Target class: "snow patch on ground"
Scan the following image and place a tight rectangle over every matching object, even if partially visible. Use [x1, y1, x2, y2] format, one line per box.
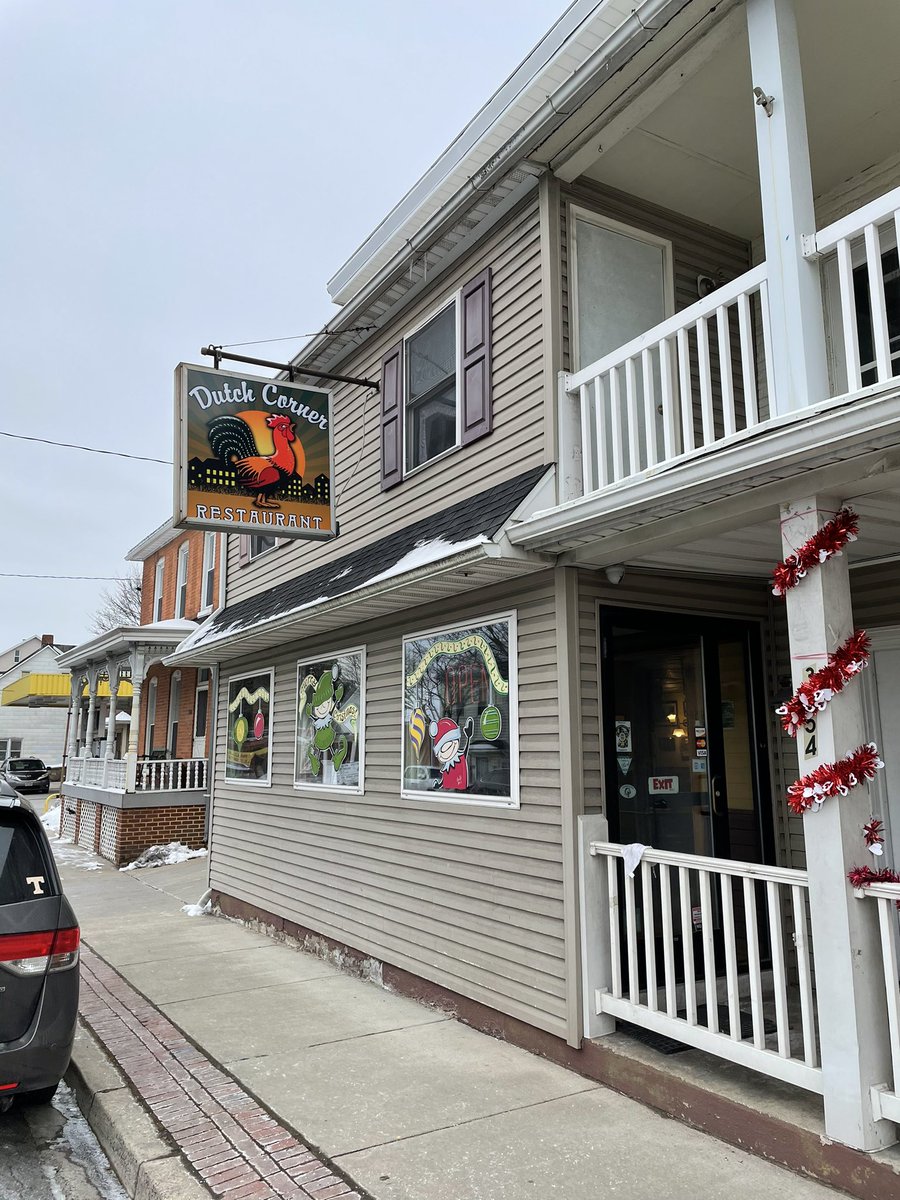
[181, 898, 212, 917]
[49, 1081, 130, 1199]
[41, 804, 61, 835]
[52, 839, 106, 871]
[120, 841, 208, 872]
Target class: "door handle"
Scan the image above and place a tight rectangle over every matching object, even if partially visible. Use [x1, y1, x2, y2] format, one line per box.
[711, 776, 724, 816]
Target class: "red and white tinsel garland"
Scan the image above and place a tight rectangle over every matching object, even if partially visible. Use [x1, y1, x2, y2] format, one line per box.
[848, 864, 900, 908]
[864, 817, 886, 856]
[786, 742, 884, 814]
[772, 508, 859, 597]
[776, 630, 871, 735]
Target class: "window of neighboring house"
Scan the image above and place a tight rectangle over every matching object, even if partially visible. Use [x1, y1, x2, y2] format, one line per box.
[193, 669, 210, 748]
[175, 542, 189, 619]
[0, 738, 22, 759]
[13, 650, 19, 664]
[167, 672, 181, 757]
[153, 559, 165, 622]
[404, 301, 459, 472]
[200, 532, 217, 611]
[144, 677, 158, 755]
[249, 534, 277, 559]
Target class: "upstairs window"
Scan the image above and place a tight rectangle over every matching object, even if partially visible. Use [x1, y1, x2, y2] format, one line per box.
[405, 303, 458, 472]
[153, 559, 165, 622]
[201, 532, 217, 611]
[249, 534, 277, 559]
[380, 268, 492, 490]
[175, 542, 189, 619]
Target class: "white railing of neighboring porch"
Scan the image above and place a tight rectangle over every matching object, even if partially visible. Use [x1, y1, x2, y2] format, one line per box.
[812, 183, 900, 395]
[581, 834, 822, 1095]
[67, 757, 85, 783]
[105, 760, 126, 789]
[135, 757, 207, 792]
[567, 263, 771, 495]
[857, 882, 900, 1124]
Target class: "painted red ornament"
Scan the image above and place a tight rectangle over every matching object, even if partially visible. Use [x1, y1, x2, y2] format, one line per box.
[253, 711, 266, 740]
[772, 508, 859, 597]
[776, 630, 871, 735]
[786, 742, 884, 814]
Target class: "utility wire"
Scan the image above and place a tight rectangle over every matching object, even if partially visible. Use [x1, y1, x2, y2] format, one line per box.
[0, 431, 171, 465]
[0, 573, 128, 580]
[220, 324, 376, 349]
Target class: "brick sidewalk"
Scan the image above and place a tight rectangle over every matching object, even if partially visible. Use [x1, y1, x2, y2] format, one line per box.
[78, 945, 366, 1200]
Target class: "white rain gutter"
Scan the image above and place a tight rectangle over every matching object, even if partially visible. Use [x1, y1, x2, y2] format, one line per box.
[297, 0, 693, 368]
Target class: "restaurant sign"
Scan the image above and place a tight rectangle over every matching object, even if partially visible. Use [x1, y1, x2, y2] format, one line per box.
[174, 363, 335, 539]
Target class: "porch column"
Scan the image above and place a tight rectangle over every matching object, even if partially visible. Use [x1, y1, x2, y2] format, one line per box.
[746, 0, 829, 413]
[781, 496, 893, 1150]
[65, 675, 80, 769]
[83, 670, 99, 757]
[103, 661, 121, 786]
[124, 651, 146, 792]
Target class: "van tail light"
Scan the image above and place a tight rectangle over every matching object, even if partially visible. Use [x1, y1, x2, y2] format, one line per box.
[0, 927, 79, 976]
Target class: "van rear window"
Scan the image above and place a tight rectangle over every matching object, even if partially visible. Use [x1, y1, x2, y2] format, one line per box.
[0, 816, 54, 905]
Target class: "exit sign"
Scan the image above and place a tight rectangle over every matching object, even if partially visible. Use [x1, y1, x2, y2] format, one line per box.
[649, 776, 679, 794]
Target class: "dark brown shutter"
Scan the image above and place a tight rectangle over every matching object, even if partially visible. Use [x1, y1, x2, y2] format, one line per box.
[460, 267, 493, 446]
[380, 340, 403, 490]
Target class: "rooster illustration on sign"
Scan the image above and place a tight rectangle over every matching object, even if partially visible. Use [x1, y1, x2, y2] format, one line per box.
[207, 413, 301, 509]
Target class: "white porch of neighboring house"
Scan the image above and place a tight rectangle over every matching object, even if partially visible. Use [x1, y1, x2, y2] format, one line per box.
[57, 620, 209, 866]
[504, 0, 900, 1162]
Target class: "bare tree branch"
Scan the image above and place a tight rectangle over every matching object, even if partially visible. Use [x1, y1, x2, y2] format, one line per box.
[90, 566, 143, 634]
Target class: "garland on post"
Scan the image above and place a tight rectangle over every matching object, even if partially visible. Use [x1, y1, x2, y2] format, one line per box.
[772, 508, 859, 596]
[847, 864, 900, 909]
[786, 742, 884, 814]
[776, 630, 871, 735]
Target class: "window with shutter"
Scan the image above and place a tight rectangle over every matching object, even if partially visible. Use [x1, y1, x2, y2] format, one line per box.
[379, 265, 493, 488]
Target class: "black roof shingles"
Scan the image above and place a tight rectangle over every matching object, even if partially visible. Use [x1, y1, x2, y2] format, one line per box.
[197, 466, 547, 643]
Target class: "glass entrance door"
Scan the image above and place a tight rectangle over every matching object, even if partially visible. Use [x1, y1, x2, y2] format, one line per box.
[601, 609, 772, 866]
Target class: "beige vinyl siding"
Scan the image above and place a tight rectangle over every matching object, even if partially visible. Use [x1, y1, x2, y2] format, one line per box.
[574, 568, 796, 863]
[226, 197, 546, 606]
[209, 573, 570, 1036]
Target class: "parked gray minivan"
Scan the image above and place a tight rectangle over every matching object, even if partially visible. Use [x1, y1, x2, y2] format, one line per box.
[0, 786, 79, 1109]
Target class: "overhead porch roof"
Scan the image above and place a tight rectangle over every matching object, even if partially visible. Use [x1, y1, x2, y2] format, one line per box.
[57, 620, 198, 674]
[167, 468, 555, 668]
[1, 673, 135, 707]
[507, 385, 900, 568]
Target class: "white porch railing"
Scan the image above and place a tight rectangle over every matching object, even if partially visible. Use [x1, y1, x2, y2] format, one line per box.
[858, 882, 900, 1124]
[813, 184, 900, 396]
[81, 758, 106, 787]
[135, 757, 207, 792]
[582, 838, 822, 1094]
[67, 757, 85, 783]
[105, 760, 126, 789]
[567, 263, 771, 495]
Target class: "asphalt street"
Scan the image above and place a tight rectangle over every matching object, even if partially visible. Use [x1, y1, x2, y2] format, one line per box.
[0, 1082, 127, 1200]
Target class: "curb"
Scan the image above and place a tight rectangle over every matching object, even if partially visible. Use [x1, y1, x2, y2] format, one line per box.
[66, 1019, 212, 1200]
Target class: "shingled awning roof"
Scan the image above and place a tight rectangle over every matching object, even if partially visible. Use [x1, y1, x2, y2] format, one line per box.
[167, 467, 553, 666]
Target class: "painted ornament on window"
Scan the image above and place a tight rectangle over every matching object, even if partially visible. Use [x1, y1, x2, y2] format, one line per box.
[408, 708, 427, 755]
[232, 714, 249, 747]
[298, 665, 358, 778]
[253, 710, 266, 740]
[480, 705, 502, 741]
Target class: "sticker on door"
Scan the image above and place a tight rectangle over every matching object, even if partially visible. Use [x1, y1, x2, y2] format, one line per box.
[648, 775, 679, 794]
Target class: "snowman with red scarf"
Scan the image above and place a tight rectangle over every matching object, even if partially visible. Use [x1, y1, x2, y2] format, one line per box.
[429, 715, 475, 792]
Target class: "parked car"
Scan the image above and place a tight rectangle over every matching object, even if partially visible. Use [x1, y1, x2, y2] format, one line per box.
[0, 758, 51, 796]
[0, 785, 79, 1110]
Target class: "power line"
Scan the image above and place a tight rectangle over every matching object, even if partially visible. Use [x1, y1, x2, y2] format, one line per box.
[0, 573, 129, 580]
[0, 431, 171, 465]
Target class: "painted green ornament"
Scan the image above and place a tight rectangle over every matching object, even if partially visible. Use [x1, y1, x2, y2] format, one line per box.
[480, 705, 502, 741]
[233, 714, 249, 748]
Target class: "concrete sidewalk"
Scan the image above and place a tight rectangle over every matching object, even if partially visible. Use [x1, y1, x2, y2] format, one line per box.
[57, 840, 842, 1200]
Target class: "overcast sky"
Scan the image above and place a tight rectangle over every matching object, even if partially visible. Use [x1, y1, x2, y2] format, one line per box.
[0, 0, 563, 651]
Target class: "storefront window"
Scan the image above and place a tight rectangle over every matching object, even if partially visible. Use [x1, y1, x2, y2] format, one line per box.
[225, 671, 273, 785]
[402, 613, 518, 806]
[295, 649, 365, 791]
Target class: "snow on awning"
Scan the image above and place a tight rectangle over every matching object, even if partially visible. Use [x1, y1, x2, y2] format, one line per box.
[167, 467, 553, 667]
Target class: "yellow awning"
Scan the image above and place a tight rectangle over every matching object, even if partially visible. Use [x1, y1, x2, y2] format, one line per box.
[1, 673, 134, 707]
